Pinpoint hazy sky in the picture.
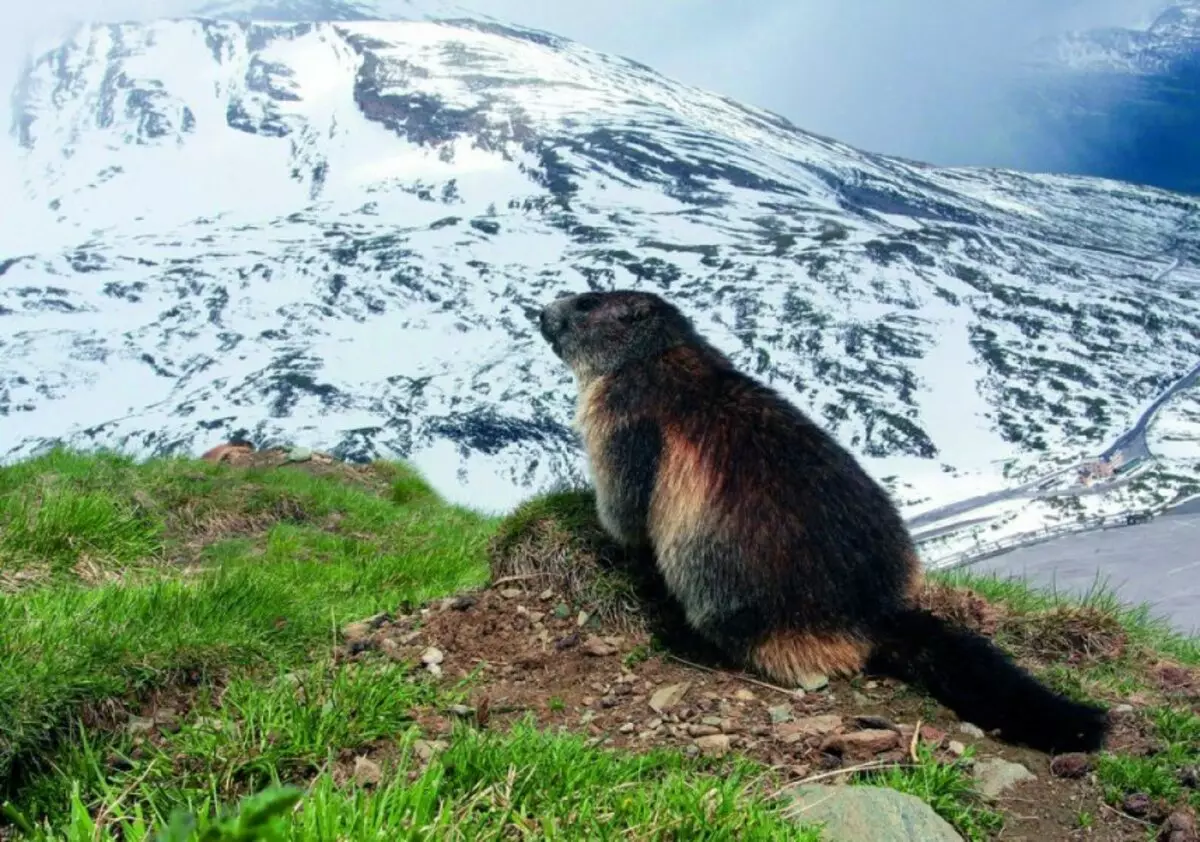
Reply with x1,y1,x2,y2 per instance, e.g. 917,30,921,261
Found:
0,0,1170,165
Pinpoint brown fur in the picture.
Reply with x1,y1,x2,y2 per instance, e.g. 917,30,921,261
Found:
538,289,1111,753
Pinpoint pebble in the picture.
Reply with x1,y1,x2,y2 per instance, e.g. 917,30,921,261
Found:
581,636,619,657
618,722,635,734
776,715,844,745
768,704,794,724
733,688,758,701
649,682,690,714
425,663,442,677
1122,792,1151,818
687,724,722,737
286,446,313,463
538,588,555,601
352,756,382,786
499,587,523,599
947,740,967,757
420,646,444,666
797,672,829,692
1049,753,1092,779
412,740,448,762
974,758,1036,800
957,722,986,739
820,729,901,760
694,734,732,757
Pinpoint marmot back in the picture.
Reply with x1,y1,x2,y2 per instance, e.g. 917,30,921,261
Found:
539,289,1110,754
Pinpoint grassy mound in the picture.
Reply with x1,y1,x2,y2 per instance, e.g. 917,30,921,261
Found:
487,487,672,634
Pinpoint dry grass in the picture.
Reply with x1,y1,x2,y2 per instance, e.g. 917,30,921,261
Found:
999,604,1130,665
487,487,672,635
916,580,1006,637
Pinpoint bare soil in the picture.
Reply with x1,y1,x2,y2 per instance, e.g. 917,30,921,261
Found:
339,584,1199,842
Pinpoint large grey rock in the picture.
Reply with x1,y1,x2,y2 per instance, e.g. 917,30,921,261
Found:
779,783,963,842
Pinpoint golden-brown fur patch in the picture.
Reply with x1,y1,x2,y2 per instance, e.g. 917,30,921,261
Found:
749,630,872,687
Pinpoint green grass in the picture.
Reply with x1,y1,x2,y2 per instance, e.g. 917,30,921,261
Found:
1094,706,1200,811
859,744,1004,842
0,448,494,787
2,448,1198,840
934,568,1200,667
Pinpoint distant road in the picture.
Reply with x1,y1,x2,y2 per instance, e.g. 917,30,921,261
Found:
909,254,1196,535
972,509,1200,635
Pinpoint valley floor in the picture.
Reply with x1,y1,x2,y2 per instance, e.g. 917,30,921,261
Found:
0,447,1197,841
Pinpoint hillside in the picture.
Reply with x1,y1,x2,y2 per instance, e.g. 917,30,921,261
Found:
0,447,1196,840
3,1,1200,548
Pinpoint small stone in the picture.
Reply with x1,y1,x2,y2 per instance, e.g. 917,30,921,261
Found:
127,716,155,735
379,638,403,659
449,596,477,611
797,672,829,692
974,758,1036,800
581,636,619,657
448,704,473,718
820,729,901,760
649,682,690,714
425,663,442,677
947,740,967,757
413,739,448,762
286,446,313,462
720,718,741,734
618,722,635,734
342,621,372,641
957,722,986,739
694,734,732,757
776,715,844,744
553,603,571,619
855,715,897,731
1158,810,1198,842
768,704,794,724
1113,703,1136,716
580,710,597,725
647,717,663,730
919,725,946,746
865,681,878,690
599,695,619,709
538,588,555,601
1123,792,1151,818
353,756,382,787
576,610,590,627
420,646,444,666
1050,753,1092,779
554,632,581,650
733,688,758,701
687,724,722,737
499,587,523,599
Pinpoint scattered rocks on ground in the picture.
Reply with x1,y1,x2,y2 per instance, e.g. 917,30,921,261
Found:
974,757,1037,800
779,784,963,842
957,722,986,739
352,756,382,787
581,635,620,657
777,715,843,744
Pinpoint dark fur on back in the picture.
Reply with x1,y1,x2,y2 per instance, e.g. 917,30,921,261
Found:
538,289,1110,754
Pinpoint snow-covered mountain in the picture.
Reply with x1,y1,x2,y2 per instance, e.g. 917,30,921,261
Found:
1019,1,1200,195
3,3,1200,539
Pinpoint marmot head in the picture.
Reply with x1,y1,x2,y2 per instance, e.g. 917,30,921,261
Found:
538,290,697,382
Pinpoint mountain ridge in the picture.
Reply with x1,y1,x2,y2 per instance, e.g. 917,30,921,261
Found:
3,7,1199,549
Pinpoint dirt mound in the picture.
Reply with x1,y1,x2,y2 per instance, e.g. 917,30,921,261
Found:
336,584,1178,841
486,489,683,636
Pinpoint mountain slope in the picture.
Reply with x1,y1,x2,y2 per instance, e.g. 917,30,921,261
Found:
3,10,1200,532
